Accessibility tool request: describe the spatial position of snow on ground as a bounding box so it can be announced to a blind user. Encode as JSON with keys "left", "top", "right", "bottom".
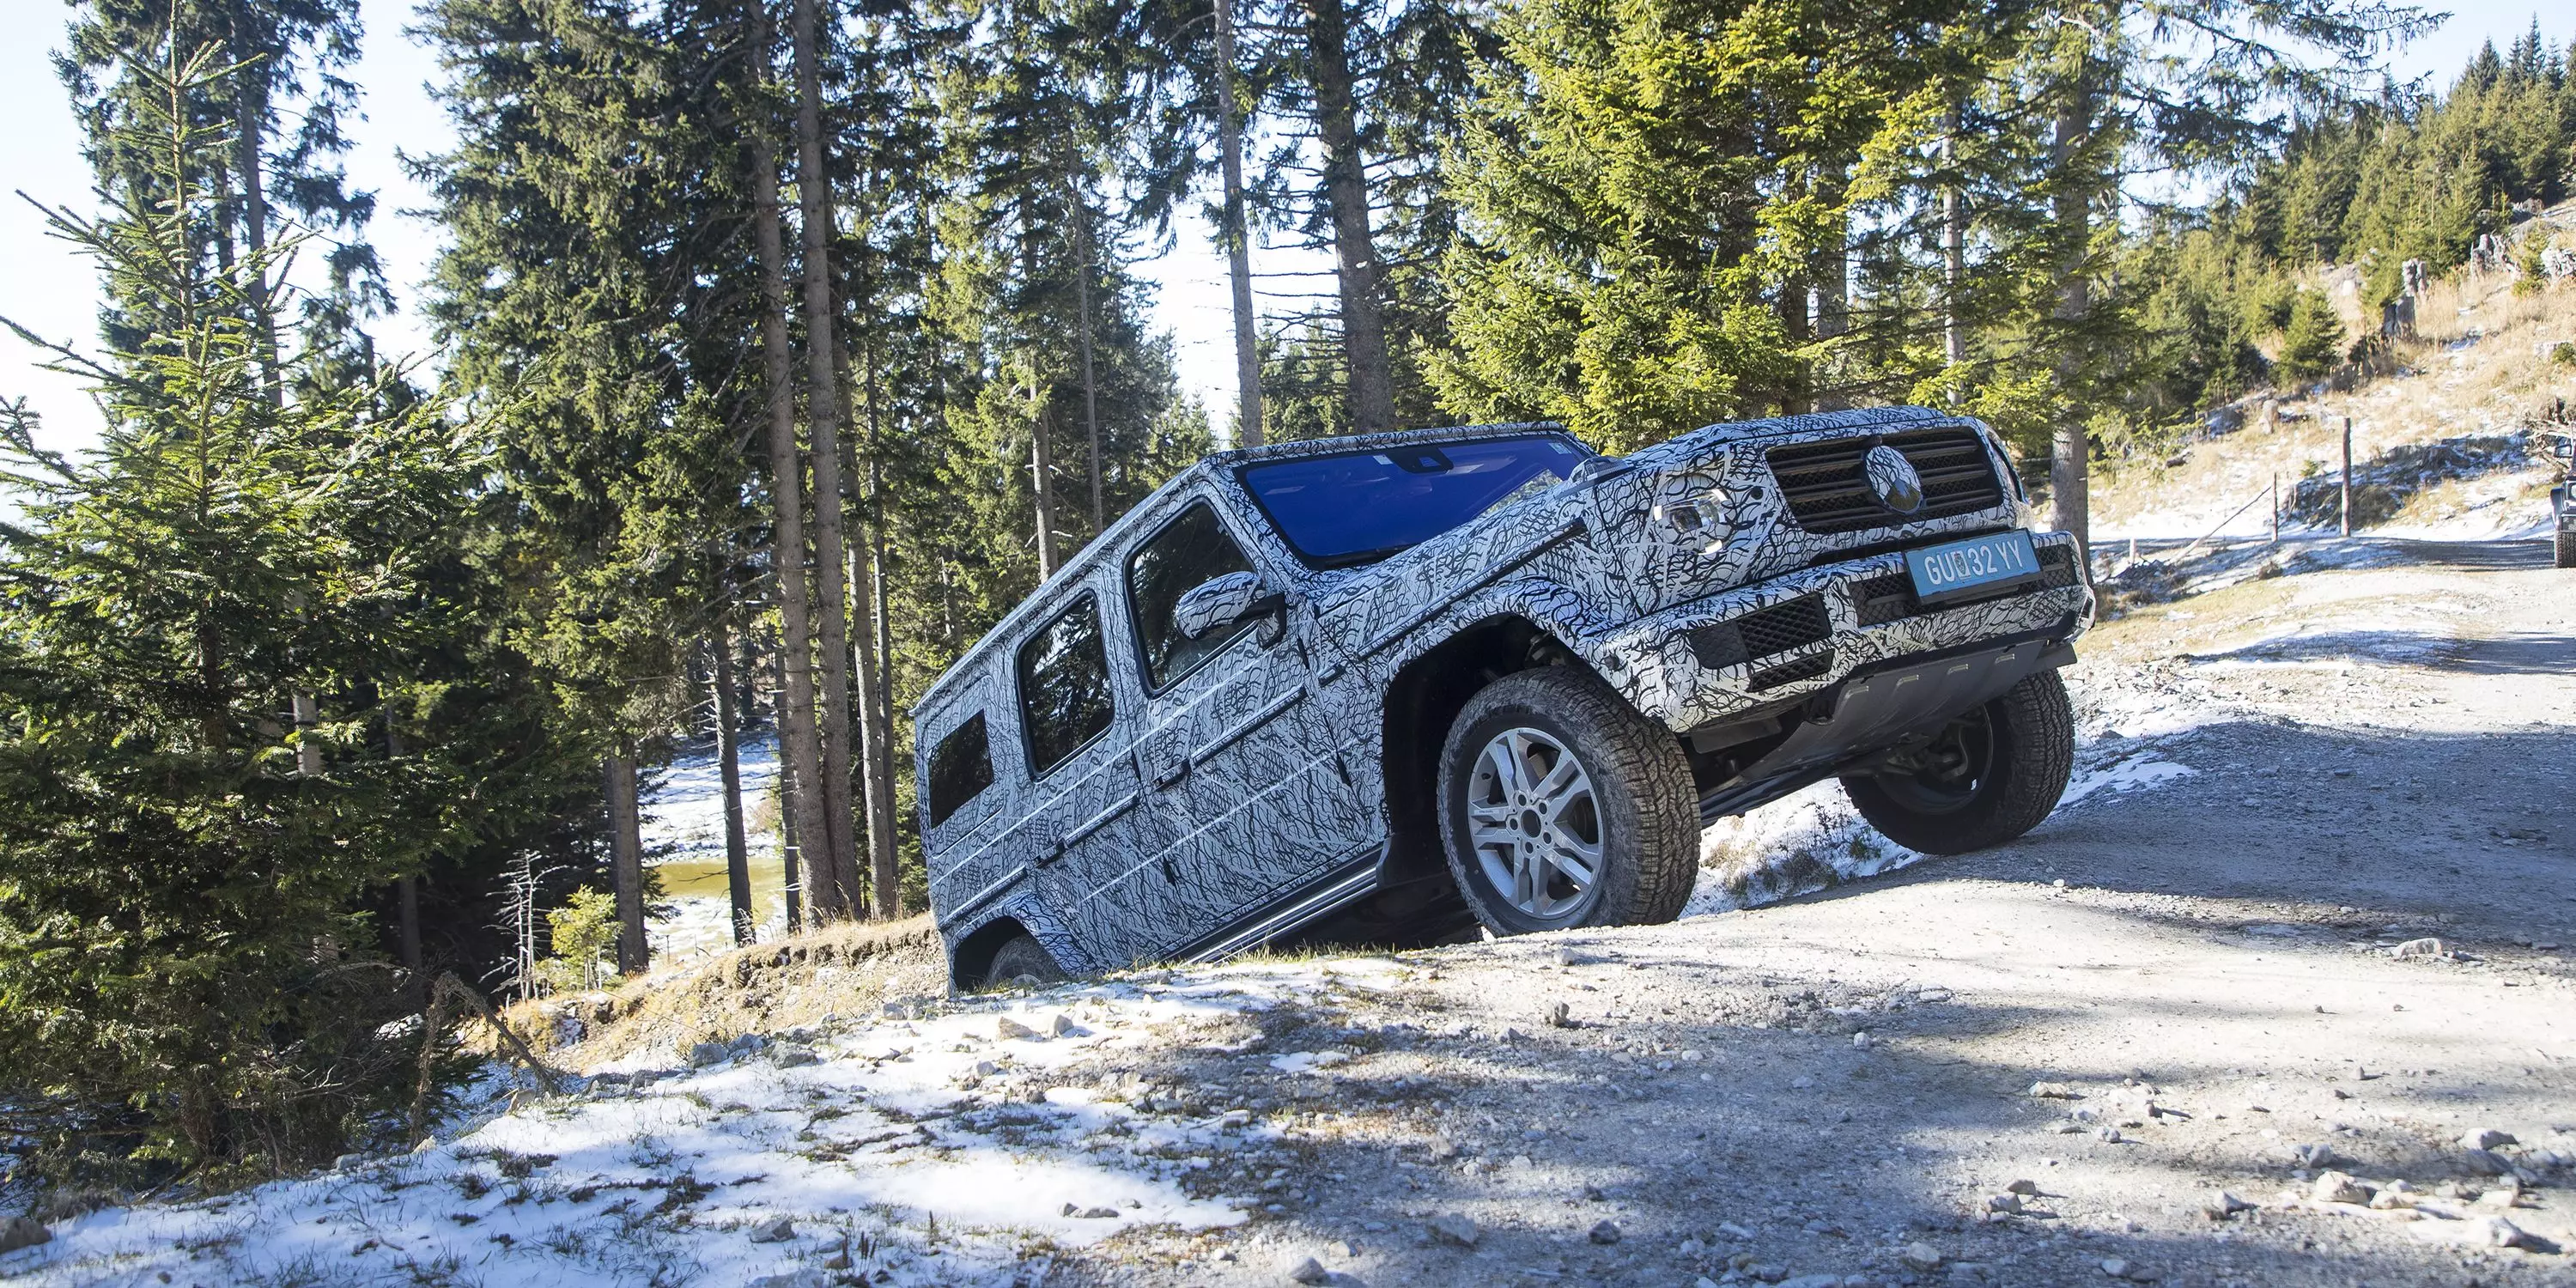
{"left": 642, "top": 733, "right": 787, "bottom": 963}
{"left": 642, "top": 732, "right": 781, "bottom": 860}
{"left": 3, "top": 968, "right": 1448, "bottom": 1287}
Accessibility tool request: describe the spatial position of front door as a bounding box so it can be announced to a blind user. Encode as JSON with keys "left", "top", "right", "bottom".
{"left": 1113, "top": 497, "right": 1377, "bottom": 959}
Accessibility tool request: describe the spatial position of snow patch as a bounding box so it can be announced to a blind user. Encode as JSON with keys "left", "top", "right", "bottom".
{"left": 6, "top": 980, "right": 1291, "bottom": 1288}
{"left": 2062, "top": 754, "right": 2199, "bottom": 805}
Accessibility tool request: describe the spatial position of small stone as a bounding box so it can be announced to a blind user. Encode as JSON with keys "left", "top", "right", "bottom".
{"left": 2393, "top": 937, "right": 2444, "bottom": 958}
{"left": 1900, "top": 1242, "right": 1944, "bottom": 1270}
{"left": 1984, "top": 1194, "right": 2022, "bottom": 1214}
{"left": 689, "top": 1041, "right": 729, "bottom": 1067}
{"left": 2202, "top": 1192, "right": 2256, "bottom": 1220}
{"left": 1679, "top": 1237, "right": 1706, "bottom": 1256}
{"left": 996, "top": 1016, "right": 1041, "bottom": 1041}
{"left": 1074, "top": 1206, "right": 1121, "bottom": 1219}
{"left": 2369, "top": 1181, "right": 2418, "bottom": 1210}
{"left": 746, "top": 1215, "right": 795, "bottom": 1243}
{"left": 1852, "top": 1031, "right": 1873, "bottom": 1049}
{"left": 748, "top": 1273, "right": 829, "bottom": 1288}
{"left": 1285, "top": 1255, "right": 1330, "bottom": 1285}
{"left": 0, "top": 1217, "right": 51, "bottom": 1254}
{"left": 1429, "top": 1214, "right": 1481, "bottom": 1248}
{"left": 773, "top": 1046, "right": 817, "bottom": 1068}
{"left": 1717, "top": 1221, "right": 1756, "bottom": 1240}
{"left": 2028, "top": 1081, "right": 2078, "bottom": 1099}
{"left": 1589, "top": 1219, "right": 1622, "bottom": 1244}
{"left": 2004, "top": 1179, "right": 2039, "bottom": 1195}
{"left": 1546, "top": 1001, "right": 1574, "bottom": 1029}
{"left": 2461, "top": 1149, "right": 2510, "bottom": 1176}
{"left": 2096, "top": 1127, "right": 2124, "bottom": 1144}
{"left": 2311, "top": 1171, "right": 2372, "bottom": 1205}
{"left": 2458, "top": 1128, "right": 2517, "bottom": 1151}
{"left": 1049, "top": 1013, "right": 1078, "bottom": 1037}
{"left": 1552, "top": 946, "right": 1579, "bottom": 967}
{"left": 2099, "top": 1258, "right": 2129, "bottom": 1278}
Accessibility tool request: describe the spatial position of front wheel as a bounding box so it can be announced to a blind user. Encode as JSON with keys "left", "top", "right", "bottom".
{"left": 1436, "top": 667, "right": 1700, "bottom": 935}
{"left": 1841, "top": 669, "right": 2075, "bottom": 855}
{"left": 2555, "top": 526, "right": 2574, "bottom": 569}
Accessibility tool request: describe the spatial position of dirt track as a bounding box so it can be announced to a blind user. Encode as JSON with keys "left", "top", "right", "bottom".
{"left": 1042, "top": 535, "right": 2576, "bottom": 1288}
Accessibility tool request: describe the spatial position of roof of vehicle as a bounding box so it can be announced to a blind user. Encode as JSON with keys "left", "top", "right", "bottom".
{"left": 908, "top": 422, "right": 1584, "bottom": 726}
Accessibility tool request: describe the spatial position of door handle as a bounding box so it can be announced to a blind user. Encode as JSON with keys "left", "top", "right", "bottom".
{"left": 1151, "top": 759, "right": 1189, "bottom": 790}
{"left": 1035, "top": 835, "right": 1066, "bottom": 866}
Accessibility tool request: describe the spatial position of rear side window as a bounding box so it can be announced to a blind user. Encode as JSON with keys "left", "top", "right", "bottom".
{"left": 925, "top": 713, "right": 993, "bottom": 827}
{"left": 1016, "top": 595, "right": 1117, "bottom": 777}
{"left": 1127, "top": 502, "right": 1256, "bottom": 691}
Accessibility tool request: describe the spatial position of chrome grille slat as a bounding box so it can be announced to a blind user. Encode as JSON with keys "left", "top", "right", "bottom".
{"left": 1766, "top": 428, "right": 2006, "bottom": 534}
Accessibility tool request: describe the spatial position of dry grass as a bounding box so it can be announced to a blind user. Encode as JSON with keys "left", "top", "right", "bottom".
{"left": 495, "top": 915, "right": 947, "bottom": 1070}
{"left": 2092, "top": 265, "right": 2576, "bottom": 536}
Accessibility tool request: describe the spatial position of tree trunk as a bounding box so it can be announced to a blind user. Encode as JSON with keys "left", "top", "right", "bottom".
{"left": 790, "top": 0, "right": 865, "bottom": 917}
{"left": 772, "top": 647, "right": 805, "bottom": 931}
{"left": 743, "top": 0, "right": 842, "bottom": 922}
{"left": 2049, "top": 61, "right": 2095, "bottom": 549}
{"left": 1942, "top": 102, "right": 1968, "bottom": 371}
{"left": 606, "top": 749, "right": 648, "bottom": 975}
{"left": 232, "top": 41, "right": 326, "bottom": 777}
{"left": 713, "top": 631, "right": 754, "bottom": 945}
{"left": 1813, "top": 167, "right": 1850, "bottom": 412}
{"left": 1305, "top": 0, "right": 1395, "bottom": 434}
{"left": 1213, "top": 0, "right": 1263, "bottom": 447}
{"left": 387, "top": 715, "right": 422, "bottom": 969}
{"left": 1031, "top": 392, "right": 1062, "bottom": 577}
{"left": 856, "top": 342, "right": 904, "bottom": 920}
{"left": 1076, "top": 192, "right": 1104, "bottom": 532}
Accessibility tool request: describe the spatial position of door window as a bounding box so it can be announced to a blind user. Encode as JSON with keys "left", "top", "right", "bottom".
{"left": 925, "top": 713, "right": 993, "bottom": 827}
{"left": 1126, "top": 501, "right": 1257, "bottom": 691}
{"left": 1016, "top": 594, "right": 1117, "bottom": 777}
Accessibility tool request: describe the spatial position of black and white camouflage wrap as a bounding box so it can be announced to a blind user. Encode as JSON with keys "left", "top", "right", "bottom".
{"left": 913, "top": 407, "right": 2095, "bottom": 981}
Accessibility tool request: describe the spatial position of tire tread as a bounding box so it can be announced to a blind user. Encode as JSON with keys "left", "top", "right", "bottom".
{"left": 1844, "top": 669, "right": 2075, "bottom": 855}
{"left": 1437, "top": 666, "right": 1700, "bottom": 932}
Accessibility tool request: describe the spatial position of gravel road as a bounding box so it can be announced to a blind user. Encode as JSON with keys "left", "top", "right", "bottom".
{"left": 1038, "top": 535, "right": 2576, "bottom": 1288}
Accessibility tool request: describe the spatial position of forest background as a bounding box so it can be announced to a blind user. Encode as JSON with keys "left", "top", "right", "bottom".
{"left": 0, "top": 0, "right": 2571, "bottom": 1189}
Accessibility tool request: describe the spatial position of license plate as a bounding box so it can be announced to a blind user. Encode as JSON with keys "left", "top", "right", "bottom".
{"left": 1905, "top": 531, "right": 2043, "bottom": 605}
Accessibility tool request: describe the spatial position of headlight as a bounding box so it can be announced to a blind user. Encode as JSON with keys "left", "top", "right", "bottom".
{"left": 1652, "top": 486, "right": 1733, "bottom": 554}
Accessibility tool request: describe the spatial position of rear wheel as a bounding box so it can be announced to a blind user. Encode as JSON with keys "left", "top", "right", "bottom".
{"left": 1436, "top": 667, "right": 1699, "bottom": 935}
{"left": 2555, "top": 526, "right": 2575, "bottom": 568}
{"left": 980, "top": 934, "right": 1066, "bottom": 989}
{"left": 1841, "top": 669, "right": 2075, "bottom": 855}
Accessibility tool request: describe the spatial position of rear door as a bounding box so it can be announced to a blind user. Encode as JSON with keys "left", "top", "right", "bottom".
{"left": 1009, "top": 586, "right": 1161, "bottom": 967}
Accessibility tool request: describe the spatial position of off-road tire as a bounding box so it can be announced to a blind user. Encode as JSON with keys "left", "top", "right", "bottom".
{"left": 981, "top": 933, "right": 1067, "bottom": 989}
{"left": 1842, "top": 669, "right": 2075, "bottom": 855}
{"left": 2555, "top": 526, "right": 2575, "bottom": 569}
{"left": 1436, "top": 666, "right": 1700, "bottom": 935}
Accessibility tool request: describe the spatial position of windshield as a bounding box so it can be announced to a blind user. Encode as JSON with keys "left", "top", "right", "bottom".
{"left": 1237, "top": 434, "right": 1591, "bottom": 568}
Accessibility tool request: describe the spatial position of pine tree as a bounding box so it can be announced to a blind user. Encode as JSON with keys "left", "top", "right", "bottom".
{"left": 0, "top": 41, "right": 484, "bottom": 1179}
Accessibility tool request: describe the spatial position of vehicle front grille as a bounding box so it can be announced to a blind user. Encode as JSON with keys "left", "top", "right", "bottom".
{"left": 1686, "top": 594, "right": 1830, "bottom": 669}
{"left": 1747, "top": 652, "right": 1834, "bottom": 691}
{"left": 1765, "top": 428, "right": 2006, "bottom": 534}
{"left": 2038, "top": 542, "right": 2081, "bottom": 587}
{"left": 1850, "top": 573, "right": 1915, "bottom": 626}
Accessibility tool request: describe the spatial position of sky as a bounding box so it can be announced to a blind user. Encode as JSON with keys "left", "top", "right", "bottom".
{"left": 0, "top": 0, "right": 2561, "bottom": 457}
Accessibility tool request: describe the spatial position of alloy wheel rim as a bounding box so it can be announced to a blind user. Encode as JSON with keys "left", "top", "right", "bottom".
{"left": 1466, "top": 726, "right": 1603, "bottom": 920}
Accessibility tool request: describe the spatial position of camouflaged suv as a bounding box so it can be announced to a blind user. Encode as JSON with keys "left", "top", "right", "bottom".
{"left": 914, "top": 409, "right": 2093, "bottom": 988}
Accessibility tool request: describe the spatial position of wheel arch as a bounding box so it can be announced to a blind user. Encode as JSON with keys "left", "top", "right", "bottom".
{"left": 945, "top": 902, "right": 1084, "bottom": 992}
{"left": 1378, "top": 613, "right": 1614, "bottom": 885}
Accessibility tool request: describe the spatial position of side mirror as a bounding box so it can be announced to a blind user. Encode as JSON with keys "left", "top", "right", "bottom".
{"left": 1172, "top": 570, "right": 1284, "bottom": 640}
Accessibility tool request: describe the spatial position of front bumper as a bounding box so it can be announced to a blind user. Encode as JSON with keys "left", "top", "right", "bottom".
{"left": 1590, "top": 531, "right": 2093, "bottom": 732}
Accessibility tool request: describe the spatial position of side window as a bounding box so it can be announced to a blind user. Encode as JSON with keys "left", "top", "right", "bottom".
{"left": 1126, "top": 501, "right": 1256, "bottom": 691}
{"left": 1016, "top": 594, "right": 1117, "bottom": 777}
{"left": 925, "top": 713, "right": 993, "bottom": 828}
